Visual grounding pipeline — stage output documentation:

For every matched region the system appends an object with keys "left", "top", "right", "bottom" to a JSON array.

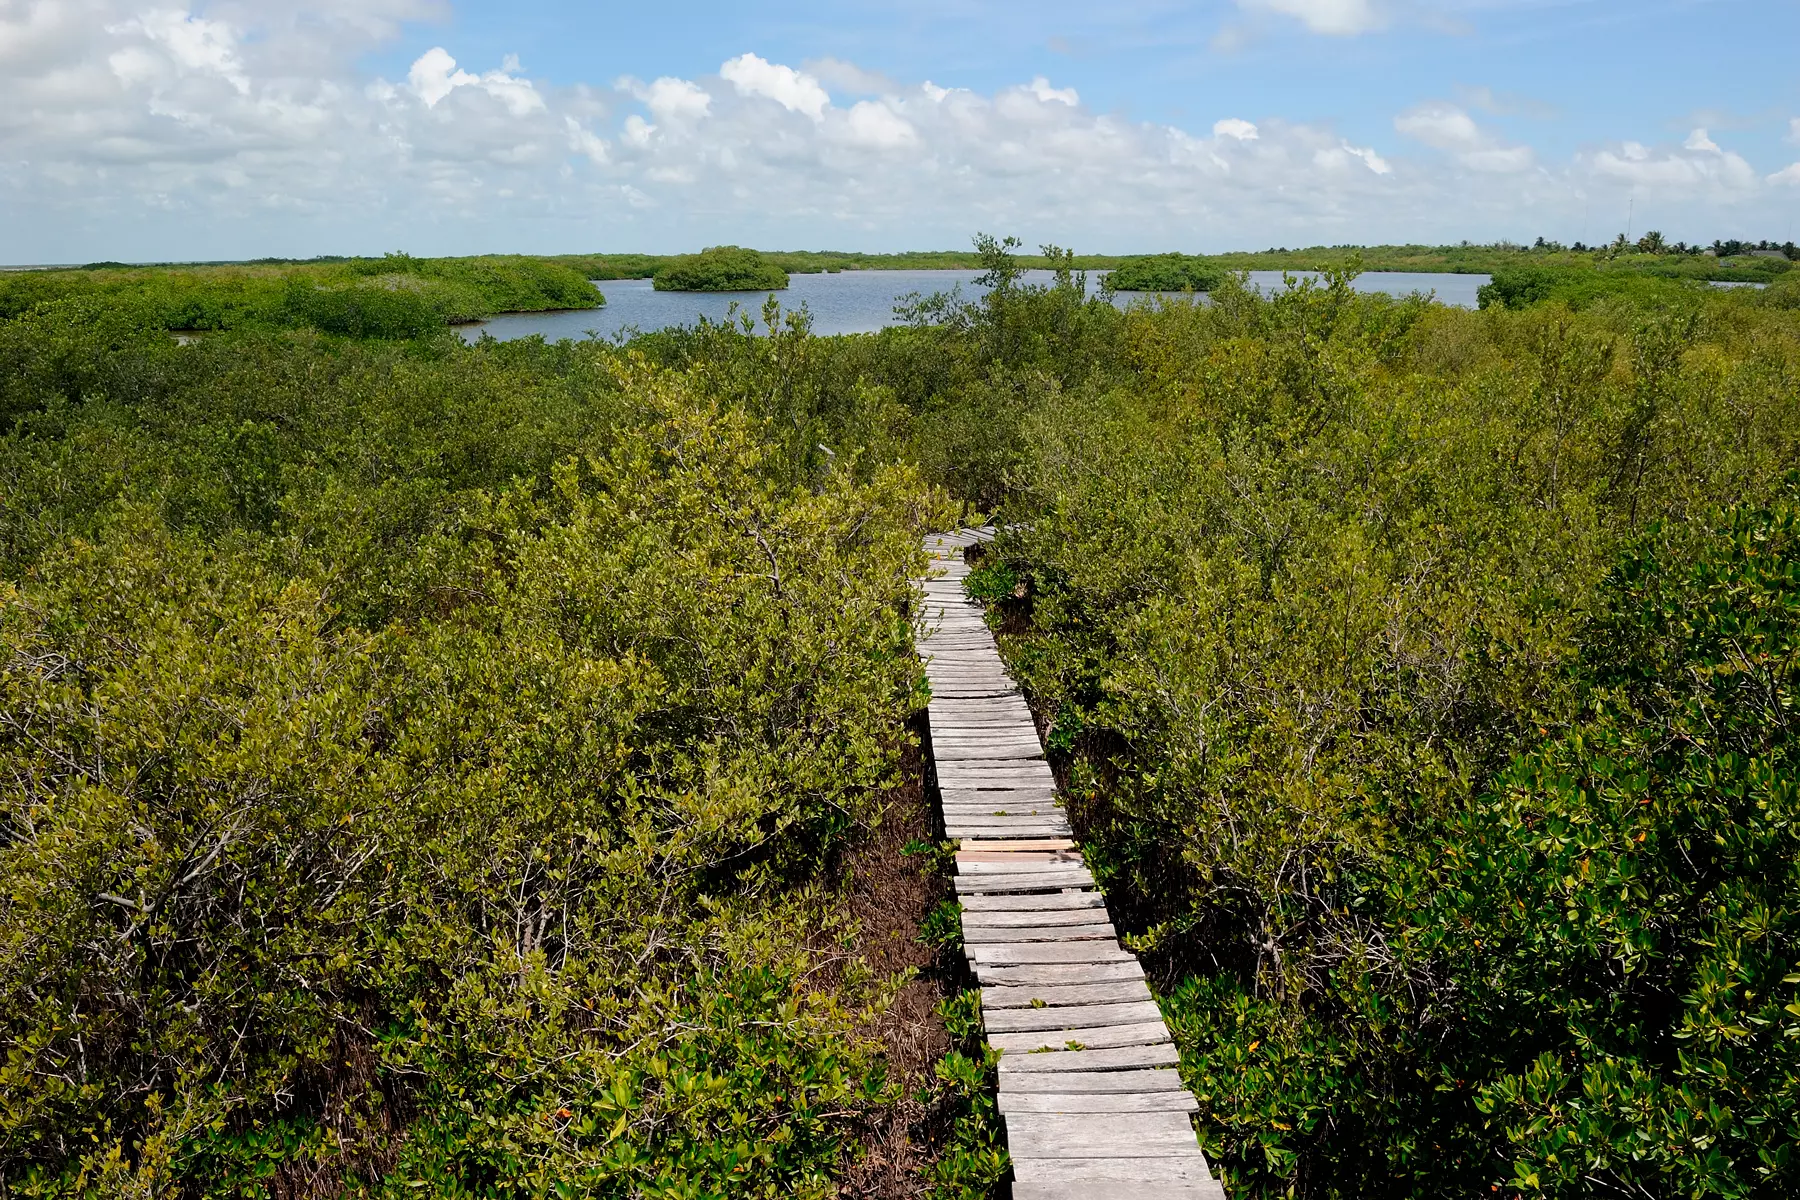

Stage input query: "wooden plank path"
[{"left": 919, "top": 528, "right": 1226, "bottom": 1200}]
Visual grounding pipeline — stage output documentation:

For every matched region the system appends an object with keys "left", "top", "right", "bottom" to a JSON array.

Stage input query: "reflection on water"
[{"left": 459, "top": 268, "right": 1494, "bottom": 344}]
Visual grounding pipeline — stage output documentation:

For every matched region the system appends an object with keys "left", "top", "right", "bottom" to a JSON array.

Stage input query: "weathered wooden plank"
[
  {"left": 954, "top": 871, "right": 1095, "bottom": 894},
  {"left": 962, "top": 923, "right": 1116, "bottom": 944},
  {"left": 1005, "top": 1111, "right": 1199, "bottom": 1157},
  {"left": 998, "top": 1090, "right": 1198, "bottom": 1115},
  {"left": 974, "top": 961, "right": 1145, "bottom": 987},
  {"left": 996, "top": 1043, "right": 1181, "bottom": 1073},
  {"left": 983, "top": 980, "right": 1154, "bottom": 1008},
  {"left": 961, "top": 906, "right": 1104, "bottom": 928},
  {"left": 957, "top": 857, "right": 1083, "bottom": 873},
  {"left": 1011, "top": 1170, "right": 1224, "bottom": 1197},
  {"left": 939, "top": 786, "right": 1059, "bottom": 802},
  {"left": 933, "top": 745, "right": 1045, "bottom": 763},
  {"left": 945, "top": 826, "right": 1073, "bottom": 840},
  {"left": 957, "top": 838, "right": 1076, "bottom": 853},
  {"left": 938, "top": 771, "right": 1058, "bottom": 788},
  {"left": 939, "top": 799, "right": 1062, "bottom": 813},
  {"left": 969, "top": 942, "right": 1132, "bottom": 966},
  {"left": 961, "top": 891, "right": 1106, "bottom": 913},
  {"left": 997, "top": 1067, "right": 1184, "bottom": 1094},
  {"left": 989, "top": 1020, "right": 1171, "bottom": 1054},
  {"left": 1010, "top": 1157, "right": 1215, "bottom": 1184},
  {"left": 984, "top": 1001, "right": 1164, "bottom": 1033}
]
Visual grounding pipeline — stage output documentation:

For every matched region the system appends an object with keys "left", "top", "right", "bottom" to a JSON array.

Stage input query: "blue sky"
[{"left": 4, "top": 0, "right": 1799, "bottom": 261}]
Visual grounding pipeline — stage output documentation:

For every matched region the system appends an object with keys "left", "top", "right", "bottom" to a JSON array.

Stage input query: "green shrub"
[
  {"left": 0, "top": 337, "right": 953, "bottom": 1194},
  {"left": 653, "top": 246, "right": 790, "bottom": 292},
  {"left": 1105, "top": 253, "right": 1224, "bottom": 292}
]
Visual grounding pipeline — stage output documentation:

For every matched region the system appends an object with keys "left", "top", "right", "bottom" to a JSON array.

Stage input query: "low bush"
[
  {"left": 1104, "top": 253, "right": 1224, "bottom": 293},
  {"left": 653, "top": 246, "right": 790, "bottom": 293}
]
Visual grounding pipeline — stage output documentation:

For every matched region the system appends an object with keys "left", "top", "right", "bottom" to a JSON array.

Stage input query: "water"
[{"left": 458, "top": 268, "right": 1493, "bottom": 343}]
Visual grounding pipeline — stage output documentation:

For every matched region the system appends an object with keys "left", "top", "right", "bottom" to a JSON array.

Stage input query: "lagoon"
[{"left": 459, "top": 268, "right": 1492, "bottom": 343}]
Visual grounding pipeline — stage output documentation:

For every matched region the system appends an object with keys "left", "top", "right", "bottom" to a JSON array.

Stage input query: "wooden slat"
[
  {"left": 985, "top": 1001, "right": 1163, "bottom": 1033},
  {"left": 968, "top": 942, "right": 1132, "bottom": 966},
  {"left": 1005, "top": 1112, "right": 1200, "bottom": 1158},
  {"left": 998, "top": 1067, "right": 1184, "bottom": 1093},
  {"left": 961, "top": 922, "right": 1116, "bottom": 944},
  {"left": 989, "top": 1020, "right": 1171, "bottom": 1054},
  {"left": 961, "top": 906, "right": 1105, "bottom": 928},
  {"left": 999, "top": 1091, "right": 1198, "bottom": 1115},
  {"left": 954, "top": 871, "right": 1096, "bottom": 894},
  {"left": 996, "top": 1043, "right": 1181, "bottom": 1073},
  {"left": 974, "top": 961, "right": 1146, "bottom": 986},
  {"left": 983, "top": 980, "right": 1155, "bottom": 1008},
  {"left": 961, "top": 891, "right": 1106, "bottom": 913},
  {"left": 1013, "top": 1182, "right": 1226, "bottom": 1200}
]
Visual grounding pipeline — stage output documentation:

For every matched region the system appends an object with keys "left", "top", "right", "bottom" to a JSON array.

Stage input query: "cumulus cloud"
[
  {"left": 720, "top": 52, "right": 828, "bottom": 120},
  {"left": 1584, "top": 133, "right": 1757, "bottom": 196},
  {"left": 7, "top": 17, "right": 1800, "bottom": 262},
  {"left": 842, "top": 100, "right": 917, "bottom": 149},
  {"left": 110, "top": 9, "right": 250, "bottom": 94},
  {"left": 408, "top": 48, "right": 543, "bottom": 115},
  {"left": 1395, "top": 101, "right": 1533, "bottom": 173}
]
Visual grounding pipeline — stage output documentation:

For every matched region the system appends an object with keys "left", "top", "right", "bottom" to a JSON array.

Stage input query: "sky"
[{"left": 3, "top": 0, "right": 1799, "bottom": 262}]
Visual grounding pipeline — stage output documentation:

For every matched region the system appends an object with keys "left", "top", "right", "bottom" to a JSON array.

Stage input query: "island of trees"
[
  {"left": 650, "top": 245, "right": 790, "bottom": 292},
  {"left": 1103, "top": 252, "right": 1223, "bottom": 292}
]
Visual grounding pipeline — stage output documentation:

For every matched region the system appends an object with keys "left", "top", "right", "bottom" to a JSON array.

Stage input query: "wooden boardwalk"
[{"left": 918, "top": 528, "right": 1226, "bottom": 1200}]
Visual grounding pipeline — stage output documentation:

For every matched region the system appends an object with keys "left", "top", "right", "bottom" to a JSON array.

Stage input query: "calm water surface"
[{"left": 459, "top": 268, "right": 1493, "bottom": 343}]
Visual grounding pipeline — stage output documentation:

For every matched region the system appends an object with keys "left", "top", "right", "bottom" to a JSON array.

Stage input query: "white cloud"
[
  {"left": 1395, "top": 102, "right": 1481, "bottom": 150},
  {"left": 843, "top": 100, "right": 918, "bottom": 149},
  {"left": 565, "top": 116, "right": 608, "bottom": 165},
  {"left": 110, "top": 9, "right": 250, "bottom": 94},
  {"left": 720, "top": 52, "right": 828, "bottom": 120},
  {"left": 1788, "top": 117, "right": 1800, "bottom": 146},
  {"left": 408, "top": 48, "right": 544, "bottom": 116},
  {"left": 1395, "top": 101, "right": 1533, "bottom": 173},
  {"left": 1242, "top": 0, "right": 1385, "bottom": 36},
  {"left": 1340, "top": 142, "right": 1392, "bottom": 175},
  {"left": 1584, "top": 133, "right": 1758, "bottom": 196},
  {"left": 9, "top": 23, "right": 1800, "bottom": 263},
  {"left": 620, "top": 75, "right": 711, "bottom": 126}
]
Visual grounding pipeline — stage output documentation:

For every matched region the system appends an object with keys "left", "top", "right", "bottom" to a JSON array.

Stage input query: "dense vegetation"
[
  {"left": 4, "top": 237, "right": 1798, "bottom": 1198},
  {"left": 1104, "top": 254, "right": 1225, "bottom": 293},
  {"left": 945, "top": 257, "right": 1799, "bottom": 1198},
  {"left": 0, "top": 255, "right": 602, "bottom": 337},
  {"left": 650, "top": 247, "right": 789, "bottom": 293}
]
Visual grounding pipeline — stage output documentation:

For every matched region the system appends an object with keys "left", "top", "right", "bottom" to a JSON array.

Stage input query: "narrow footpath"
[{"left": 918, "top": 528, "right": 1227, "bottom": 1200}]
